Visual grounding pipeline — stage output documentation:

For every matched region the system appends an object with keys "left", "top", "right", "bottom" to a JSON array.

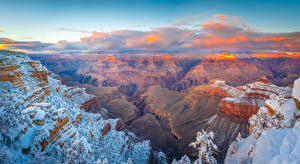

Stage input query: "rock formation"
[{"left": 0, "top": 50, "right": 151, "bottom": 163}]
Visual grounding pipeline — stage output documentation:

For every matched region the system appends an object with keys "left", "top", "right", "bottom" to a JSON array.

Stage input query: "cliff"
[
  {"left": 0, "top": 50, "right": 151, "bottom": 163},
  {"left": 225, "top": 77, "right": 300, "bottom": 164}
]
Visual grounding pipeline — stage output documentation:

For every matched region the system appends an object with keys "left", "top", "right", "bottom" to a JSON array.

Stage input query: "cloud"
[
  {"left": 0, "top": 30, "right": 3, "bottom": 33},
  {"left": 52, "top": 28, "right": 92, "bottom": 34},
  {"left": 0, "top": 38, "right": 57, "bottom": 54},
  {"left": 15, "top": 37, "right": 34, "bottom": 40},
  {"left": 70, "top": 15, "right": 299, "bottom": 52},
  {"left": 2, "top": 14, "right": 300, "bottom": 54},
  {"left": 173, "top": 14, "right": 203, "bottom": 26}
]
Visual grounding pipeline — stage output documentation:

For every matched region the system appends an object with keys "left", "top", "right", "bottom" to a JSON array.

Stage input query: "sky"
[{"left": 0, "top": 0, "right": 300, "bottom": 54}]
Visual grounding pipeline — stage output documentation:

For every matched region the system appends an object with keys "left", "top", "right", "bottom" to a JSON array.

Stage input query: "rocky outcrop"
[
  {"left": 80, "top": 97, "right": 102, "bottom": 113},
  {"left": 0, "top": 51, "right": 151, "bottom": 163},
  {"left": 172, "top": 58, "right": 273, "bottom": 91},
  {"left": 217, "top": 77, "right": 292, "bottom": 119},
  {"left": 218, "top": 99, "right": 260, "bottom": 118},
  {"left": 205, "top": 77, "right": 292, "bottom": 162}
]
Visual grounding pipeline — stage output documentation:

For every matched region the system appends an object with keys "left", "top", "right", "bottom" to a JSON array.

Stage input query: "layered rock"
[
  {"left": 217, "top": 77, "right": 292, "bottom": 119},
  {"left": 0, "top": 51, "right": 151, "bottom": 163},
  {"left": 205, "top": 78, "right": 292, "bottom": 161},
  {"left": 48, "top": 72, "right": 103, "bottom": 113},
  {"left": 172, "top": 58, "right": 273, "bottom": 91}
]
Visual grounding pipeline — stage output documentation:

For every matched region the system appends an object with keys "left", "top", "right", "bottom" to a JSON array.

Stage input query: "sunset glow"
[
  {"left": 146, "top": 34, "right": 162, "bottom": 43},
  {"left": 252, "top": 53, "right": 300, "bottom": 58},
  {"left": 206, "top": 53, "right": 237, "bottom": 60}
]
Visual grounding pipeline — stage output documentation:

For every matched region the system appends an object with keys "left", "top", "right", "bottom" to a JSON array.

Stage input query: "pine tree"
[{"left": 227, "top": 132, "right": 243, "bottom": 155}]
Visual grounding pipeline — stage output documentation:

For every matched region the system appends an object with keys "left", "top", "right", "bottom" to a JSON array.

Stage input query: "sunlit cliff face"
[
  {"left": 104, "top": 55, "right": 116, "bottom": 62},
  {"left": 206, "top": 53, "right": 237, "bottom": 60},
  {"left": 252, "top": 53, "right": 300, "bottom": 58}
]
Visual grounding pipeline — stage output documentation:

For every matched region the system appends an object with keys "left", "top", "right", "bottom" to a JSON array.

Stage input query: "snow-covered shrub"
[
  {"left": 172, "top": 130, "right": 218, "bottom": 164},
  {"left": 249, "top": 106, "right": 285, "bottom": 139},
  {"left": 227, "top": 133, "right": 242, "bottom": 155},
  {"left": 189, "top": 130, "right": 218, "bottom": 164},
  {"left": 63, "top": 137, "right": 92, "bottom": 164},
  {"left": 247, "top": 145, "right": 255, "bottom": 160},
  {"left": 157, "top": 151, "right": 168, "bottom": 164},
  {"left": 172, "top": 155, "right": 191, "bottom": 164}
]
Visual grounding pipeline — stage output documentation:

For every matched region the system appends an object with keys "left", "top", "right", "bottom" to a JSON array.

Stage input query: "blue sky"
[{"left": 0, "top": 0, "right": 299, "bottom": 43}]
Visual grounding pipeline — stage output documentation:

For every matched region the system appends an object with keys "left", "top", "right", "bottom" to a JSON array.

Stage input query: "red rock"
[
  {"left": 80, "top": 97, "right": 101, "bottom": 112},
  {"left": 101, "top": 123, "right": 111, "bottom": 136},
  {"left": 90, "top": 131, "right": 93, "bottom": 142},
  {"left": 294, "top": 98, "right": 300, "bottom": 111},
  {"left": 148, "top": 149, "right": 153, "bottom": 164},
  {"left": 219, "top": 100, "right": 260, "bottom": 118},
  {"left": 207, "top": 78, "right": 292, "bottom": 119},
  {"left": 115, "top": 120, "right": 124, "bottom": 131}
]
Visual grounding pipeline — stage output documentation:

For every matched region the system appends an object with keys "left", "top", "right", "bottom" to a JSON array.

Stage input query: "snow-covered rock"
[
  {"left": 225, "top": 77, "right": 300, "bottom": 164},
  {"left": 0, "top": 50, "right": 151, "bottom": 163},
  {"left": 293, "top": 77, "right": 300, "bottom": 110}
]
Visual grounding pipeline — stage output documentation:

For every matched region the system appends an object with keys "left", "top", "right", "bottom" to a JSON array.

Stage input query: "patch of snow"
[{"left": 293, "top": 77, "right": 300, "bottom": 101}]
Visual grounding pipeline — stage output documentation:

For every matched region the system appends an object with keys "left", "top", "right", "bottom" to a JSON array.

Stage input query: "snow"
[
  {"left": 65, "top": 86, "right": 94, "bottom": 106},
  {"left": 33, "top": 108, "right": 45, "bottom": 120},
  {"left": 280, "top": 99, "right": 299, "bottom": 126},
  {"left": 293, "top": 77, "right": 300, "bottom": 101}
]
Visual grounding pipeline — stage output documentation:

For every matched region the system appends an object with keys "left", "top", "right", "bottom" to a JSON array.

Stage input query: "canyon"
[{"left": 28, "top": 53, "right": 300, "bottom": 161}]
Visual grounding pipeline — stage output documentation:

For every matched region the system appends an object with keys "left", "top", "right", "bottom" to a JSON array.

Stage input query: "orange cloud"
[
  {"left": 145, "top": 34, "right": 162, "bottom": 43},
  {"left": 213, "top": 14, "right": 228, "bottom": 22},
  {"left": 125, "top": 33, "right": 164, "bottom": 49},
  {"left": 227, "top": 35, "right": 248, "bottom": 44},
  {"left": 0, "top": 44, "right": 8, "bottom": 49},
  {"left": 198, "top": 37, "right": 225, "bottom": 45},
  {"left": 0, "top": 30, "right": 2, "bottom": 33},
  {"left": 0, "top": 38, "right": 14, "bottom": 43},
  {"left": 194, "top": 34, "right": 248, "bottom": 47},
  {"left": 255, "top": 36, "right": 300, "bottom": 42},
  {"left": 205, "top": 33, "right": 217, "bottom": 37}
]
